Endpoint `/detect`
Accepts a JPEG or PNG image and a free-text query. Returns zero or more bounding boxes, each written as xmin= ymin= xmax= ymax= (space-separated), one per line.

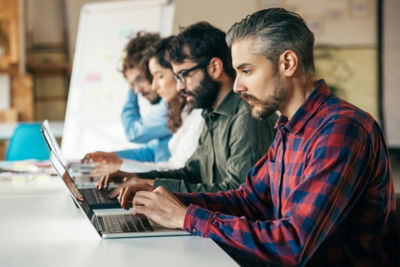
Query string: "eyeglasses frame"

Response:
xmin=173 ymin=59 xmax=210 ymax=84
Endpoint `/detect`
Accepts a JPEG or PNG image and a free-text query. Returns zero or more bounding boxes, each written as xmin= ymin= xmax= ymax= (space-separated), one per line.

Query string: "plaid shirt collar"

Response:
xmin=275 ymin=79 xmax=330 ymax=134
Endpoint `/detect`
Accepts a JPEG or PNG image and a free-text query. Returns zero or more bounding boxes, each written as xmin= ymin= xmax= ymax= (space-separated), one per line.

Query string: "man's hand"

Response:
xmin=117 ymin=182 xmax=155 ymax=209
xmin=118 ymin=181 xmax=155 ymax=208
xmin=107 ymin=177 xmax=155 ymax=199
xmin=90 ymin=162 xmax=121 ymax=177
xmin=83 ymin=151 xmax=123 ymax=164
xmin=96 ymin=170 xmax=138 ymax=190
xmin=132 ymin=186 xmax=187 ymax=229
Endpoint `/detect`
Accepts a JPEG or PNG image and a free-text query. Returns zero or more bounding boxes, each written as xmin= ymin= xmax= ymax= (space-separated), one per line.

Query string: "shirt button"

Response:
xmin=191 ymin=227 xmax=197 ymax=234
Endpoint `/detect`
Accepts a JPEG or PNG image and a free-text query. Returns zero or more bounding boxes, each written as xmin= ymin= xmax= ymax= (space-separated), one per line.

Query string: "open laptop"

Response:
xmin=50 ymin=151 xmax=189 ymax=238
xmin=42 ymin=124 xmax=120 ymax=209
xmin=42 ymin=120 xmax=98 ymax=184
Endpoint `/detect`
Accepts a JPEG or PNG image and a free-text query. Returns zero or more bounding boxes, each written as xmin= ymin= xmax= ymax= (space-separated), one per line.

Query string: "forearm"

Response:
xmin=183 ymin=205 xmax=304 ymax=266
xmin=156 ymin=177 xmax=241 ymax=193
xmin=120 ymin=159 xmax=172 ymax=173
xmin=173 ymin=169 xmax=274 ymax=219
xmin=115 ymin=147 xmax=155 ymax=162
xmin=136 ymin=167 xmax=190 ymax=180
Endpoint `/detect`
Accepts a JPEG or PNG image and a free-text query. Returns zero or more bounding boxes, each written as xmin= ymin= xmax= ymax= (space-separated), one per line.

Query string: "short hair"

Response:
xmin=167 ymin=22 xmax=236 ymax=79
xmin=226 ymin=8 xmax=315 ymax=74
xmin=122 ymin=32 xmax=160 ymax=81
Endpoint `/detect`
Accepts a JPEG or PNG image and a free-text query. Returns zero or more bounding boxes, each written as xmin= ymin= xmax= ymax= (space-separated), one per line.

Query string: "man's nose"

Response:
xmin=176 ymin=79 xmax=186 ymax=92
xmin=133 ymin=84 xmax=144 ymax=94
xmin=233 ymin=78 xmax=245 ymax=94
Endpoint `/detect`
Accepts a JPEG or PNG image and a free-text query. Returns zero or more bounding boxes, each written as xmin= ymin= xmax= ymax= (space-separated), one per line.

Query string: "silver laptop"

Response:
xmin=50 ymin=151 xmax=189 ymax=238
xmin=42 ymin=125 xmax=121 ymax=209
xmin=42 ymin=120 xmax=99 ymax=186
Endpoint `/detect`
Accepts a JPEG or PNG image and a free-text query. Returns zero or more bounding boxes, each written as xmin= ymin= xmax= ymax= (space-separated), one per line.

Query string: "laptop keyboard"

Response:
xmin=84 ymin=188 xmax=115 ymax=204
xmin=100 ymin=214 xmax=154 ymax=233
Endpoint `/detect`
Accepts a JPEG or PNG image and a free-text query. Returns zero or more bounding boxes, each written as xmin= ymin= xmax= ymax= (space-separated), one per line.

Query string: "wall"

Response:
xmin=26 ymin=0 xmax=64 ymax=44
xmin=172 ymin=0 xmax=258 ymax=33
xmin=27 ymin=0 xmax=380 ymax=120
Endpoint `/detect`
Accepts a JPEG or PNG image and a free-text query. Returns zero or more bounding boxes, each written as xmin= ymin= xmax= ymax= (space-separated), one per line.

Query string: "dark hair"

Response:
xmin=226 ymin=8 xmax=315 ymax=74
xmin=122 ymin=32 xmax=160 ymax=81
xmin=152 ymin=36 xmax=174 ymax=69
xmin=167 ymin=22 xmax=236 ymax=79
xmin=167 ymin=94 xmax=186 ymax=133
xmin=145 ymin=36 xmax=187 ymax=133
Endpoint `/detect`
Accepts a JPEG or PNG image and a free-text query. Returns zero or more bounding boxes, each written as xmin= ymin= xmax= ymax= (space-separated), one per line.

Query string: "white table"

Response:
xmin=0 ymin=121 xmax=64 ymax=140
xmin=0 ymin=176 xmax=237 ymax=267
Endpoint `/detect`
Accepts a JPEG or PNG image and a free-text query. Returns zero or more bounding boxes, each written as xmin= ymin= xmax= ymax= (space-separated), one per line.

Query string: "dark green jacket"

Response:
xmin=138 ymin=90 xmax=277 ymax=193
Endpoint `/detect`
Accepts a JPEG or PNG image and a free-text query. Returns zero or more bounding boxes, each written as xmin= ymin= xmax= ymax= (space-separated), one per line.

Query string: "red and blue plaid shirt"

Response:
xmin=175 ymin=80 xmax=398 ymax=266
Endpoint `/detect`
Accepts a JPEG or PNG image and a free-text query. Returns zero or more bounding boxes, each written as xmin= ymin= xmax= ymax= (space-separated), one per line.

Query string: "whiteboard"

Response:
xmin=62 ymin=0 xmax=175 ymax=160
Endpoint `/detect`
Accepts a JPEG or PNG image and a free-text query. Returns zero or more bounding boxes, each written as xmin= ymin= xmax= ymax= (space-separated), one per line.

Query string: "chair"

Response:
xmin=5 ymin=123 xmax=50 ymax=161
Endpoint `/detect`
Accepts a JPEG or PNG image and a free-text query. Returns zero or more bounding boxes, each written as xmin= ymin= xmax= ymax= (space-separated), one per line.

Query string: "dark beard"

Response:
xmin=149 ymin=95 xmax=162 ymax=105
xmin=181 ymin=71 xmax=220 ymax=110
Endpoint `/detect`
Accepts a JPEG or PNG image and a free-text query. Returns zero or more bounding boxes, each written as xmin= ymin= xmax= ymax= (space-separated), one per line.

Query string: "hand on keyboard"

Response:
xmin=108 ymin=177 xmax=154 ymax=199
xmin=96 ymin=170 xmax=138 ymax=190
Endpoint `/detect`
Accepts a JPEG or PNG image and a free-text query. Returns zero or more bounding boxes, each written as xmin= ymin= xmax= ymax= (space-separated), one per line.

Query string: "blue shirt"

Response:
xmin=117 ymin=90 xmax=171 ymax=162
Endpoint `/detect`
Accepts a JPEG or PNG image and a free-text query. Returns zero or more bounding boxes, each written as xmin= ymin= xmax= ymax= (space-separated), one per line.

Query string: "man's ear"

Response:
xmin=278 ymin=50 xmax=298 ymax=77
xmin=207 ymin=57 xmax=224 ymax=80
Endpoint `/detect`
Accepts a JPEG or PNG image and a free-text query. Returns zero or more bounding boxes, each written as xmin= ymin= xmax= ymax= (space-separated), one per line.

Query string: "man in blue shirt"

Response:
xmin=85 ymin=32 xmax=171 ymax=163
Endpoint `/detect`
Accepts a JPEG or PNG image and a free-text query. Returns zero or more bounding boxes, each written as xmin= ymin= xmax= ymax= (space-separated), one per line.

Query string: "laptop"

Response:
xmin=42 ymin=124 xmax=120 ymax=209
xmin=50 ymin=151 xmax=189 ymax=238
xmin=42 ymin=120 xmax=98 ymax=184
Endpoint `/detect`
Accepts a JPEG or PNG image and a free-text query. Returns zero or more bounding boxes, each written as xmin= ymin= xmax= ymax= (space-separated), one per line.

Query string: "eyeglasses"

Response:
xmin=173 ymin=60 xmax=210 ymax=84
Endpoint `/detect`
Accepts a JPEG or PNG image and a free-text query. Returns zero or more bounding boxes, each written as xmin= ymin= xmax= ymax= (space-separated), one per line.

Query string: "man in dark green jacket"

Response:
xmin=97 ymin=22 xmax=277 ymax=193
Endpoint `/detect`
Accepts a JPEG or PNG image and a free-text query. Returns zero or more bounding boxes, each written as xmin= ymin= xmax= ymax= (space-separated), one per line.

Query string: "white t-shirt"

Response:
xmin=120 ymin=107 xmax=204 ymax=172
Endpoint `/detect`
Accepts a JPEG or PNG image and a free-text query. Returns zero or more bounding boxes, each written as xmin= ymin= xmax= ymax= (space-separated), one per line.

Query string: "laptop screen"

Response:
xmin=42 ymin=120 xmax=67 ymax=166
xmin=49 ymin=151 xmax=100 ymax=233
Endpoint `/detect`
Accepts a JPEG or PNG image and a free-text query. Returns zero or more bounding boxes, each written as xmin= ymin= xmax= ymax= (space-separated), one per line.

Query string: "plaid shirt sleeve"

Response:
xmin=176 ymin=117 xmax=390 ymax=266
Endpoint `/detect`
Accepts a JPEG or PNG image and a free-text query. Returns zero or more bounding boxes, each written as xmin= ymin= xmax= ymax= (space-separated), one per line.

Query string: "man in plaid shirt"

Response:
xmin=117 ymin=8 xmax=399 ymax=266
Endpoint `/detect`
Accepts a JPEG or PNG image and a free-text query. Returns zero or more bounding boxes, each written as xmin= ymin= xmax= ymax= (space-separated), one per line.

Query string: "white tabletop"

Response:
xmin=0 ymin=176 xmax=237 ymax=267
xmin=0 ymin=121 xmax=64 ymax=140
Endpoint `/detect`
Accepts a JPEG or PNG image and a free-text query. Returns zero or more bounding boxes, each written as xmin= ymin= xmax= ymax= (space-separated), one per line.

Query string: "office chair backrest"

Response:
xmin=6 ymin=123 xmax=50 ymax=161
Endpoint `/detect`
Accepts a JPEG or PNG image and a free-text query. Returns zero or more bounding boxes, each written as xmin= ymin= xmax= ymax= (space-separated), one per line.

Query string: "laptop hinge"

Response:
xmin=95 ymin=215 xmax=104 ymax=232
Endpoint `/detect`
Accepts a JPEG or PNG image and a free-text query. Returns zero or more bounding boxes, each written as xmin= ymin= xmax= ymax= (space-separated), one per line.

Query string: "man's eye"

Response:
xmin=243 ymin=69 xmax=251 ymax=75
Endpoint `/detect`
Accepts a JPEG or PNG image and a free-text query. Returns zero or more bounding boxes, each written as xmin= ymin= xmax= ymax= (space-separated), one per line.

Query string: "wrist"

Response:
xmin=177 ymin=206 xmax=188 ymax=229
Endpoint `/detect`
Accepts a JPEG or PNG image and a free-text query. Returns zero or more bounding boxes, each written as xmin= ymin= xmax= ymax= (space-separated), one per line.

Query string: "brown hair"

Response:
xmin=167 ymin=94 xmax=187 ymax=133
xmin=122 ymin=32 xmax=160 ymax=81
